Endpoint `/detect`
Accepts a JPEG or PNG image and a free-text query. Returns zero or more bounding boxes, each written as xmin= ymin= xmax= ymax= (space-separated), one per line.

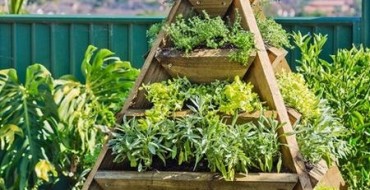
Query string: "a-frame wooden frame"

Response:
xmin=83 ymin=0 xmax=345 ymax=189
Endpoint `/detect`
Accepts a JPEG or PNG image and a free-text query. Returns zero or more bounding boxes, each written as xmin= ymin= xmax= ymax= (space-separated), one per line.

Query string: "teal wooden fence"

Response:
xmin=0 ymin=15 xmax=365 ymax=81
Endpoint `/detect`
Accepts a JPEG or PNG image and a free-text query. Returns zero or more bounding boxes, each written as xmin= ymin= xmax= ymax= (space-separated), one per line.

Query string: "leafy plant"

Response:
xmin=218 ymin=76 xmax=262 ymax=115
xmin=277 ymin=70 xmax=348 ymax=168
xmin=142 ymin=76 xmax=262 ymax=122
xmin=165 ymin=11 xmax=255 ymax=65
xmin=110 ymin=77 xmax=281 ymax=181
xmin=294 ymin=100 xmax=349 ymax=165
xmin=53 ymin=45 xmax=139 ymax=187
xmin=257 ymin=17 xmax=292 ymax=48
xmin=293 ymin=32 xmax=370 ymax=189
xmin=277 ymin=71 xmax=320 ymax=122
xmin=0 ymin=65 xmax=60 ymax=189
xmin=4 ymin=0 xmax=26 ymax=14
xmin=147 ymin=22 xmax=164 ymax=47
xmin=0 ymin=46 xmax=139 ymax=189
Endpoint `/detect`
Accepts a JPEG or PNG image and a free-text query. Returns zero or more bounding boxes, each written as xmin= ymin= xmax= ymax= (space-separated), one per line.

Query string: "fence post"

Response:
xmin=363 ymin=0 xmax=370 ymax=47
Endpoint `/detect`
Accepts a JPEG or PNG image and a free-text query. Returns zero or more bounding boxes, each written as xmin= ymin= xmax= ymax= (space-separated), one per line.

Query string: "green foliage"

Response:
xmin=277 ymin=72 xmax=320 ymax=122
xmin=0 ymin=46 xmax=139 ymax=189
xmin=257 ymin=17 xmax=292 ymax=48
xmin=110 ymin=77 xmax=281 ymax=181
xmin=165 ymin=11 xmax=255 ymax=65
xmin=147 ymin=22 xmax=164 ymax=47
xmin=110 ymin=101 xmax=281 ymax=181
xmin=141 ymin=77 xmax=190 ymax=123
xmin=218 ymin=76 xmax=262 ymax=115
xmin=53 ymin=45 xmax=139 ymax=186
xmin=5 ymin=0 xmax=26 ymax=14
xmin=0 ymin=65 xmax=60 ymax=189
xmin=277 ymin=69 xmax=348 ymax=170
xmin=141 ymin=76 xmax=262 ymax=122
xmin=294 ymin=100 xmax=349 ymax=165
xmin=293 ymin=32 xmax=370 ymax=189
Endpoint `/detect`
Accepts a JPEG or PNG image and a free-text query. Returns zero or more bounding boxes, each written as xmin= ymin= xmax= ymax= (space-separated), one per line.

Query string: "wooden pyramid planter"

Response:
xmin=83 ymin=0 xmax=345 ymax=190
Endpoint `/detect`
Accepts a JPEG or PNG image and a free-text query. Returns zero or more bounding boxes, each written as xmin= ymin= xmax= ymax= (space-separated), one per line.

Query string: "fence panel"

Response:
xmin=0 ymin=15 xmax=362 ymax=81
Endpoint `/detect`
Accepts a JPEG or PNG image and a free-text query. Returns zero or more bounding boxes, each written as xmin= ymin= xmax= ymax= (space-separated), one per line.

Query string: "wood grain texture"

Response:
xmin=95 ymin=171 xmax=298 ymax=190
xmin=287 ymin=108 xmax=302 ymax=126
xmin=268 ymin=47 xmax=290 ymax=73
xmin=309 ymin=161 xmax=347 ymax=189
xmin=156 ymin=49 xmax=256 ymax=83
xmin=188 ymin=0 xmax=233 ymax=17
xmin=232 ymin=0 xmax=313 ymax=189
xmin=125 ymin=109 xmax=276 ymax=121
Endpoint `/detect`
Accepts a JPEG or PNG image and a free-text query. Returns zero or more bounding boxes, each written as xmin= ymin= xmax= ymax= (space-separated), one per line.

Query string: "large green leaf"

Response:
xmin=54 ymin=45 xmax=139 ymax=177
xmin=0 ymin=64 xmax=60 ymax=189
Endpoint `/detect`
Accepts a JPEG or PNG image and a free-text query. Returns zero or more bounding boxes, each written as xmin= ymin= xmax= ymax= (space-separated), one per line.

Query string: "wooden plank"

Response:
xmin=156 ymin=49 xmax=256 ymax=83
xmin=188 ymin=0 xmax=233 ymax=17
xmin=287 ymin=108 xmax=301 ymax=126
xmin=95 ymin=171 xmax=298 ymax=190
xmin=125 ymin=109 xmax=276 ymax=119
xmin=232 ymin=1 xmax=313 ymax=189
xmin=309 ymin=161 xmax=347 ymax=189
xmin=268 ymin=47 xmax=290 ymax=74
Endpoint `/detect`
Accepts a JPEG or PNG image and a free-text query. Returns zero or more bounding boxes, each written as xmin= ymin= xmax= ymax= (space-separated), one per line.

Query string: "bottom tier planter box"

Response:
xmin=94 ymin=171 xmax=298 ymax=190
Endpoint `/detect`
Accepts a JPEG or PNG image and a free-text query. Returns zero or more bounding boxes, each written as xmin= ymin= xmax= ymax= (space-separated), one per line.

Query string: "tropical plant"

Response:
xmin=293 ymin=32 xmax=370 ymax=189
xmin=0 ymin=64 xmax=60 ymax=189
xmin=0 ymin=46 xmax=139 ymax=189
xmin=53 ymin=45 xmax=139 ymax=187
xmin=165 ymin=11 xmax=255 ymax=65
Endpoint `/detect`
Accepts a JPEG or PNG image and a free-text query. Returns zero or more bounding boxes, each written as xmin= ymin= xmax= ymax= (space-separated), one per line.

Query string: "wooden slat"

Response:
xmin=188 ymin=0 xmax=233 ymax=17
xmin=268 ymin=47 xmax=290 ymax=74
xmin=125 ymin=109 xmax=276 ymax=119
xmin=232 ymin=1 xmax=313 ymax=189
xmin=309 ymin=161 xmax=346 ymax=189
xmin=95 ymin=171 xmax=298 ymax=190
xmin=287 ymin=108 xmax=301 ymax=126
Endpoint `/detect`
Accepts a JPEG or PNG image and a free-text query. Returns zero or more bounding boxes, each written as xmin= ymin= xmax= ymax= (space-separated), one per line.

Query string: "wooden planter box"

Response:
xmin=188 ymin=0 xmax=233 ymax=17
xmin=94 ymin=171 xmax=298 ymax=190
xmin=155 ymin=48 xmax=256 ymax=83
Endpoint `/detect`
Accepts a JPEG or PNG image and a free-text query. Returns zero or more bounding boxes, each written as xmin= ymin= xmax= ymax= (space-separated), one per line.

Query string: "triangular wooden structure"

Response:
xmin=83 ymin=0 xmax=345 ymax=189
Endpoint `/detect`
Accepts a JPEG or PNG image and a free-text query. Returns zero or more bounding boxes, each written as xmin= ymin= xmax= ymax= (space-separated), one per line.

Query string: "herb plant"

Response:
xmin=257 ymin=17 xmax=291 ymax=48
xmin=293 ymin=32 xmax=370 ymax=189
xmin=110 ymin=102 xmax=281 ymax=181
xmin=141 ymin=76 xmax=262 ymax=121
xmin=110 ymin=76 xmax=283 ymax=181
xmin=277 ymin=71 xmax=320 ymax=122
xmin=277 ymin=70 xmax=348 ymax=167
xmin=165 ymin=11 xmax=255 ymax=65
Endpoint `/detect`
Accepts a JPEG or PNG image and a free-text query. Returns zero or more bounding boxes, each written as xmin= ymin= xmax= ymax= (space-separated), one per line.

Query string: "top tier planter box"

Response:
xmin=188 ymin=0 xmax=233 ymax=17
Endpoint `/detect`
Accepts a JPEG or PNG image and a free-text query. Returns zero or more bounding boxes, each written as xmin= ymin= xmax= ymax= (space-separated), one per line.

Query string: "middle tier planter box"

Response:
xmin=155 ymin=48 xmax=257 ymax=83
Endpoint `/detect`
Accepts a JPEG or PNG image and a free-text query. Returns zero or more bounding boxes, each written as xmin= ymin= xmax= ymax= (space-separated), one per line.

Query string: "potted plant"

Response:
xmin=155 ymin=11 xmax=256 ymax=83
